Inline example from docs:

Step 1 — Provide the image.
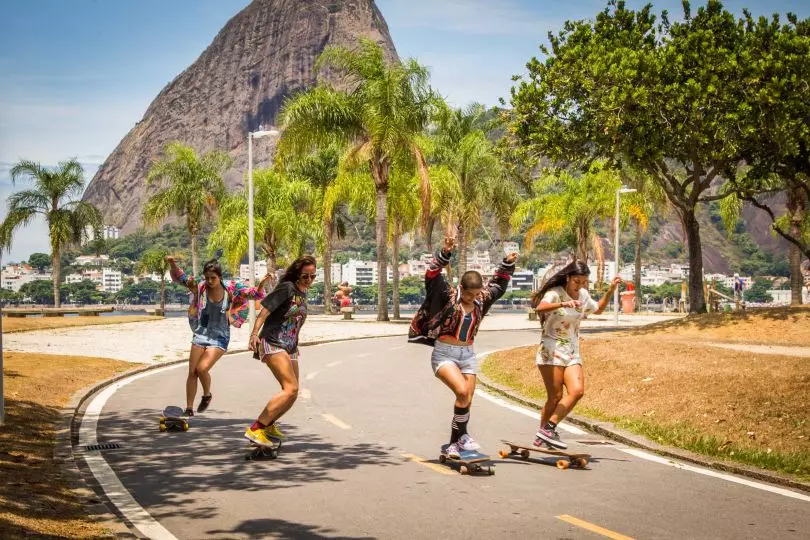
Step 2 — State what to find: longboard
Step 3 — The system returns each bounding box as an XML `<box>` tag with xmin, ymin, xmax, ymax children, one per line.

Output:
<box><xmin>439</xmin><ymin>446</ymin><xmax>495</xmax><ymax>475</ymax></box>
<box><xmin>499</xmin><ymin>439</ymin><xmax>590</xmax><ymax>469</ymax></box>
<box><xmin>244</xmin><ymin>437</ymin><xmax>283</xmax><ymax>461</ymax></box>
<box><xmin>159</xmin><ymin>406</ymin><xmax>189</xmax><ymax>432</ymax></box>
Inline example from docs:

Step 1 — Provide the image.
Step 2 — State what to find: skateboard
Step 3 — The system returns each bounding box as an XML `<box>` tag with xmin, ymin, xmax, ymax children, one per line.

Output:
<box><xmin>159</xmin><ymin>406</ymin><xmax>189</xmax><ymax>432</ymax></box>
<box><xmin>439</xmin><ymin>446</ymin><xmax>495</xmax><ymax>475</ymax></box>
<box><xmin>244</xmin><ymin>437</ymin><xmax>283</xmax><ymax>461</ymax></box>
<box><xmin>499</xmin><ymin>439</ymin><xmax>590</xmax><ymax>469</ymax></box>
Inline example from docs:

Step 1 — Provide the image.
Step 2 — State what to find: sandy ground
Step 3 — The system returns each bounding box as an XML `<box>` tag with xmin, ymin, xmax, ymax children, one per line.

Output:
<box><xmin>3</xmin><ymin>312</ymin><xmax>672</xmax><ymax>364</ymax></box>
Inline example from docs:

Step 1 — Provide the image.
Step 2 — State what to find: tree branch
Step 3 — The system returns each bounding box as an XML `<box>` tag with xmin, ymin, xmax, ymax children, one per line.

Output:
<box><xmin>744</xmin><ymin>195</ymin><xmax>810</xmax><ymax>259</ymax></box>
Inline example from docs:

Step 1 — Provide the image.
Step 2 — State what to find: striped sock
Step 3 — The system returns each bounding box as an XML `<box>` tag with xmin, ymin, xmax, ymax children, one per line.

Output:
<box><xmin>450</xmin><ymin>406</ymin><xmax>470</xmax><ymax>443</ymax></box>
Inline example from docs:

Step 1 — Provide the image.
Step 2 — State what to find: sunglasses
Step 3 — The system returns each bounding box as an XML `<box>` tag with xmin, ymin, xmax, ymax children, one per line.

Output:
<box><xmin>300</xmin><ymin>273</ymin><xmax>317</xmax><ymax>280</ymax></box>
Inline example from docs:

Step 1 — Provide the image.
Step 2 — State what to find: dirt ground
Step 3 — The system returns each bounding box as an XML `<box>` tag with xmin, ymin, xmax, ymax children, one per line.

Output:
<box><xmin>483</xmin><ymin>328</ymin><xmax>810</xmax><ymax>480</ymax></box>
<box><xmin>2</xmin><ymin>315</ymin><xmax>161</xmax><ymax>334</ymax></box>
<box><xmin>0</xmin><ymin>352</ymin><xmax>143</xmax><ymax>539</ymax></box>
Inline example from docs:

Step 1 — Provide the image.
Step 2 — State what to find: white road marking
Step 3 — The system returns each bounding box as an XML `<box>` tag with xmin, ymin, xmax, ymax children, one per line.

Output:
<box><xmin>326</xmin><ymin>361</ymin><xmax>343</xmax><ymax>368</ymax></box>
<box><xmin>299</xmin><ymin>388</ymin><xmax>312</xmax><ymax>400</ymax></box>
<box><xmin>321</xmin><ymin>413</ymin><xmax>352</xmax><ymax>430</ymax></box>
<box><xmin>618</xmin><ymin>448</ymin><xmax>810</xmax><ymax>502</ymax></box>
<box><xmin>357</xmin><ymin>353</ymin><xmax>372</xmax><ymax>358</ymax></box>
<box><xmin>475</xmin><ymin>388</ymin><xmax>586</xmax><ymax>435</ymax></box>
<box><xmin>79</xmin><ymin>363</ymin><xmax>184</xmax><ymax>540</ymax></box>
<box><xmin>389</xmin><ymin>345</ymin><xmax>405</xmax><ymax>350</ymax></box>
<box><xmin>305</xmin><ymin>371</ymin><xmax>319</xmax><ymax>381</ymax></box>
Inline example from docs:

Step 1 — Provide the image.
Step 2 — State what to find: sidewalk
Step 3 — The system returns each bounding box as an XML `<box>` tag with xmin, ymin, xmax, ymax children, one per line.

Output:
<box><xmin>3</xmin><ymin>312</ymin><xmax>677</xmax><ymax>364</ymax></box>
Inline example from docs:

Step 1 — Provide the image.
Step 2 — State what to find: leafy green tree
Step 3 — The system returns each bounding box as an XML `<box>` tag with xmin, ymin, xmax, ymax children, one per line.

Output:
<box><xmin>745</xmin><ymin>278</ymin><xmax>775</xmax><ymax>303</ymax></box>
<box><xmin>27</xmin><ymin>252</ymin><xmax>51</xmax><ymax>272</ymax></box>
<box><xmin>116</xmin><ymin>279</ymin><xmax>160</xmax><ymax>305</ymax></box>
<box><xmin>278</xmin><ymin>38</ymin><xmax>435</xmax><ymax>321</ymax></box>
<box><xmin>0</xmin><ymin>159</ymin><xmax>102</xmax><ymax>307</ymax></box>
<box><xmin>143</xmin><ymin>142</ymin><xmax>232</xmax><ymax>277</ymax></box>
<box><xmin>136</xmin><ymin>247</ymin><xmax>170</xmax><ymax>312</ymax></box>
<box><xmin>509</xmin><ymin>1</ymin><xmax>752</xmax><ymax>313</ymax></box>
<box><xmin>0</xmin><ymin>288</ymin><xmax>20</xmax><ymax>305</ymax></box>
<box><xmin>20</xmin><ymin>279</ymin><xmax>55</xmax><ymax>305</ymax></box>
<box><xmin>62</xmin><ymin>279</ymin><xmax>108</xmax><ymax>305</ymax></box>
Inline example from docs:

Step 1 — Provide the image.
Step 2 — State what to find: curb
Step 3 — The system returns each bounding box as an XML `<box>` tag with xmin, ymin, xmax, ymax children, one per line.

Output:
<box><xmin>477</xmin><ymin>353</ymin><xmax>810</xmax><ymax>494</ymax></box>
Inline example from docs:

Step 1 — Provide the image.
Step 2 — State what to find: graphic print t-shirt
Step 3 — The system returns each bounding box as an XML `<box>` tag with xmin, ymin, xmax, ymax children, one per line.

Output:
<box><xmin>258</xmin><ymin>281</ymin><xmax>308</xmax><ymax>354</ymax></box>
<box><xmin>540</xmin><ymin>286</ymin><xmax>598</xmax><ymax>349</ymax></box>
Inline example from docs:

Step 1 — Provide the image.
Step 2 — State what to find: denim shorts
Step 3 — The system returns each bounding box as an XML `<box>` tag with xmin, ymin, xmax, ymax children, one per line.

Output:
<box><xmin>191</xmin><ymin>332</ymin><xmax>229</xmax><ymax>351</ymax></box>
<box><xmin>430</xmin><ymin>341</ymin><xmax>477</xmax><ymax>376</ymax></box>
<box><xmin>258</xmin><ymin>339</ymin><xmax>300</xmax><ymax>361</ymax></box>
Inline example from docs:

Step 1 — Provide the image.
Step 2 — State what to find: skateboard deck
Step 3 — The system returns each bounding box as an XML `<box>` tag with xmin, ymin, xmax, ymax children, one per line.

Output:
<box><xmin>244</xmin><ymin>437</ymin><xmax>283</xmax><ymax>461</ymax></box>
<box><xmin>439</xmin><ymin>446</ymin><xmax>495</xmax><ymax>475</ymax></box>
<box><xmin>499</xmin><ymin>439</ymin><xmax>590</xmax><ymax>469</ymax></box>
<box><xmin>159</xmin><ymin>406</ymin><xmax>189</xmax><ymax>432</ymax></box>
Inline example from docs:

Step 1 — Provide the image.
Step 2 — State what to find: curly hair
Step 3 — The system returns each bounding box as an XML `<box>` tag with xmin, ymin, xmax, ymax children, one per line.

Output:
<box><xmin>280</xmin><ymin>255</ymin><xmax>317</xmax><ymax>284</ymax></box>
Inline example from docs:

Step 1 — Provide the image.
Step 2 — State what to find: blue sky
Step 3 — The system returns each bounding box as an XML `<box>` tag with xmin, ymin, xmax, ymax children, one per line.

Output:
<box><xmin>2</xmin><ymin>0</ymin><xmax>808</xmax><ymax>262</ymax></box>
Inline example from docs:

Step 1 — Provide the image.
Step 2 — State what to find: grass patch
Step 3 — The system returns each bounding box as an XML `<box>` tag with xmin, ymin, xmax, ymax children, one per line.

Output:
<box><xmin>2</xmin><ymin>315</ymin><xmax>161</xmax><ymax>334</ymax></box>
<box><xmin>482</xmin><ymin>338</ymin><xmax>810</xmax><ymax>481</ymax></box>
<box><xmin>0</xmin><ymin>352</ymin><xmax>144</xmax><ymax>538</ymax></box>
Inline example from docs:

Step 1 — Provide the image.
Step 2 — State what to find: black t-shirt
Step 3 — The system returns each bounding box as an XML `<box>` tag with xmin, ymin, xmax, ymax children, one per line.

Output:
<box><xmin>258</xmin><ymin>281</ymin><xmax>308</xmax><ymax>354</ymax></box>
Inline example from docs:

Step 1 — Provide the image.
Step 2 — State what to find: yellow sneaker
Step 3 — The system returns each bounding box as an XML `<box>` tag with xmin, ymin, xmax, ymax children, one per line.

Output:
<box><xmin>264</xmin><ymin>423</ymin><xmax>285</xmax><ymax>440</ymax></box>
<box><xmin>244</xmin><ymin>426</ymin><xmax>275</xmax><ymax>447</ymax></box>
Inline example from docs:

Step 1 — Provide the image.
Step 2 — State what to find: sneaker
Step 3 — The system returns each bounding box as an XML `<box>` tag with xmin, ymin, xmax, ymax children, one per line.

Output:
<box><xmin>197</xmin><ymin>394</ymin><xmax>212</xmax><ymax>413</ymax></box>
<box><xmin>244</xmin><ymin>426</ymin><xmax>276</xmax><ymax>447</ymax></box>
<box><xmin>441</xmin><ymin>442</ymin><xmax>461</xmax><ymax>459</ymax></box>
<box><xmin>457</xmin><ymin>434</ymin><xmax>481</xmax><ymax>452</ymax></box>
<box><xmin>264</xmin><ymin>423</ymin><xmax>286</xmax><ymax>441</ymax></box>
<box><xmin>534</xmin><ymin>425</ymin><xmax>568</xmax><ymax>449</ymax></box>
<box><xmin>183</xmin><ymin>408</ymin><xmax>195</xmax><ymax>417</ymax></box>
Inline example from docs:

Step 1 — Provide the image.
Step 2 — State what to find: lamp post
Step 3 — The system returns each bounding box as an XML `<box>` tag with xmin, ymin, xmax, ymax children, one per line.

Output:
<box><xmin>614</xmin><ymin>186</ymin><xmax>637</xmax><ymax>326</ymax></box>
<box><xmin>248</xmin><ymin>127</ymin><xmax>280</xmax><ymax>328</ymax></box>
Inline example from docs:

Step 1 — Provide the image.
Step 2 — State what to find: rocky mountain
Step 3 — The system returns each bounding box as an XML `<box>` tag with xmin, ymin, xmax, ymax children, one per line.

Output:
<box><xmin>83</xmin><ymin>0</ymin><xmax>397</xmax><ymax>233</ymax></box>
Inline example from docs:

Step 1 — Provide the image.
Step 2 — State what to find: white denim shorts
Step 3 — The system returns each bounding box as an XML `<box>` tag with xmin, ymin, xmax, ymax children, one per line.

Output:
<box><xmin>536</xmin><ymin>338</ymin><xmax>582</xmax><ymax>367</ymax></box>
<box><xmin>431</xmin><ymin>341</ymin><xmax>478</xmax><ymax>376</ymax></box>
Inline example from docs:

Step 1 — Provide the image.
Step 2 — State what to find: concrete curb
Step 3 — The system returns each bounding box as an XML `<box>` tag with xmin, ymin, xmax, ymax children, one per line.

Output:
<box><xmin>477</xmin><ymin>353</ymin><xmax>810</xmax><ymax>494</ymax></box>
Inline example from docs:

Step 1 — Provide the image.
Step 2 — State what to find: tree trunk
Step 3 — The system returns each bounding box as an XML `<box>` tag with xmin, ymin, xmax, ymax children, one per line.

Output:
<box><xmin>788</xmin><ymin>188</ymin><xmax>805</xmax><ymax>305</ymax></box>
<box><xmin>371</xmin><ymin>159</ymin><xmax>390</xmax><ymax>322</ymax></box>
<box><xmin>576</xmin><ymin>222</ymin><xmax>589</xmax><ymax>263</ymax></box>
<box><xmin>323</xmin><ymin>218</ymin><xmax>334</xmax><ymax>314</ymax></box>
<box><xmin>425</xmin><ymin>216</ymin><xmax>436</xmax><ymax>251</ymax></box>
<box><xmin>392</xmin><ymin>227</ymin><xmax>401</xmax><ymax>319</ymax></box>
<box><xmin>457</xmin><ymin>222</ymin><xmax>468</xmax><ymax>276</ymax></box>
<box><xmin>634</xmin><ymin>219</ymin><xmax>643</xmax><ymax>308</ymax></box>
<box><xmin>52</xmin><ymin>246</ymin><xmax>61</xmax><ymax>308</ymax></box>
<box><xmin>190</xmin><ymin>226</ymin><xmax>199</xmax><ymax>277</ymax></box>
<box><xmin>159</xmin><ymin>275</ymin><xmax>166</xmax><ymax>312</ymax></box>
<box><xmin>681</xmin><ymin>208</ymin><xmax>706</xmax><ymax>313</ymax></box>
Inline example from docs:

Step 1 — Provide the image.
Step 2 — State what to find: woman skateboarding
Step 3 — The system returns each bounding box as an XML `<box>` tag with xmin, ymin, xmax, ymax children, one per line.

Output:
<box><xmin>168</xmin><ymin>256</ymin><xmax>271</xmax><ymax>417</ymax></box>
<box><xmin>531</xmin><ymin>261</ymin><xmax>621</xmax><ymax>449</ymax></box>
<box><xmin>244</xmin><ymin>255</ymin><xmax>316</xmax><ymax>446</ymax></box>
<box><xmin>409</xmin><ymin>237</ymin><xmax>517</xmax><ymax>458</ymax></box>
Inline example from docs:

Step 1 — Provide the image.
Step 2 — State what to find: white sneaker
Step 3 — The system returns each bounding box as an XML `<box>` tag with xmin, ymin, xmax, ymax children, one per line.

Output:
<box><xmin>442</xmin><ymin>442</ymin><xmax>461</xmax><ymax>459</ymax></box>
<box><xmin>458</xmin><ymin>434</ymin><xmax>481</xmax><ymax>452</ymax></box>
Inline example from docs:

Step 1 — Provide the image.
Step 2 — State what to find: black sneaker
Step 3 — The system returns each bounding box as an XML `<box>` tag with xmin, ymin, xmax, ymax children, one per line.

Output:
<box><xmin>197</xmin><ymin>394</ymin><xmax>213</xmax><ymax>413</ymax></box>
<box><xmin>183</xmin><ymin>408</ymin><xmax>195</xmax><ymax>417</ymax></box>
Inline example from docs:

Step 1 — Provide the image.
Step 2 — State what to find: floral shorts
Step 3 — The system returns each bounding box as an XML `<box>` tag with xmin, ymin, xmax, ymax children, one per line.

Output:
<box><xmin>536</xmin><ymin>339</ymin><xmax>582</xmax><ymax>367</ymax></box>
<box><xmin>258</xmin><ymin>339</ymin><xmax>300</xmax><ymax>361</ymax></box>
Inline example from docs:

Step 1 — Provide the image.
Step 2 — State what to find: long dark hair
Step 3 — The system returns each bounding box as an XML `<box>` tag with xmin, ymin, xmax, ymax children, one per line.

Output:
<box><xmin>530</xmin><ymin>260</ymin><xmax>590</xmax><ymax>307</ymax></box>
<box><xmin>280</xmin><ymin>255</ymin><xmax>317</xmax><ymax>284</ymax></box>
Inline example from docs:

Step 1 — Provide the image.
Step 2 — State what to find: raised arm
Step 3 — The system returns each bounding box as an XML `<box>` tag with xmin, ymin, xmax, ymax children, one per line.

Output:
<box><xmin>166</xmin><ymin>256</ymin><xmax>196</xmax><ymax>293</ymax></box>
<box><xmin>480</xmin><ymin>251</ymin><xmax>517</xmax><ymax>313</ymax></box>
<box><xmin>425</xmin><ymin>236</ymin><xmax>455</xmax><ymax>304</ymax></box>
<box><xmin>593</xmin><ymin>276</ymin><xmax>622</xmax><ymax>314</ymax></box>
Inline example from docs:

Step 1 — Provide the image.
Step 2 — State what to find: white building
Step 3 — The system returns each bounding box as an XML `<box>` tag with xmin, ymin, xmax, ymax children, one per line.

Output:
<box><xmin>510</xmin><ymin>271</ymin><xmax>535</xmax><ymax>292</ymax></box>
<box><xmin>74</xmin><ymin>254</ymin><xmax>110</xmax><ymax>266</ymax></box>
<box><xmin>102</xmin><ymin>268</ymin><xmax>123</xmax><ymax>293</ymax></box>
<box><xmin>1</xmin><ymin>264</ymin><xmax>51</xmax><ymax>292</ymax></box>
<box><xmin>240</xmin><ymin>261</ymin><xmax>268</xmax><ymax>282</ymax></box>
<box><xmin>466</xmin><ymin>250</ymin><xmax>492</xmax><ymax>272</ymax></box>
<box><xmin>314</xmin><ymin>263</ymin><xmax>344</xmax><ymax>284</ymax></box>
<box><xmin>503</xmin><ymin>242</ymin><xmax>520</xmax><ymax>255</ymax></box>
<box><xmin>342</xmin><ymin>259</ymin><xmax>376</xmax><ymax>286</ymax></box>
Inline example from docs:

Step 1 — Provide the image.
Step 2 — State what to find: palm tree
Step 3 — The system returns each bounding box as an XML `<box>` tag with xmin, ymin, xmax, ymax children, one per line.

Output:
<box><xmin>427</xmin><ymin>103</ymin><xmax>518</xmax><ymax>275</ymax></box>
<box><xmin>0</xmin><ymin>159</ymin><xmax>102</xmax><ymax>307</ymax></box>
<box><xmin>143</xmin><ymin>142</ymin><xmax>232</xmax><ymax>276</ymax></box>
<box><xmin>209</xmin><ymin>168</ymin><xmax>317</xmax><ymax>280</ymax></box>
<box><xmin>387</xmin><ymin>166</ymin><xmax>422</xmax><ymax>319</ymax></box>
<box><xmin>277</xmin><ymin>38</ymin><xmax>434</xmax><ymax>321</ymax></box>
<box><xmin>136</xmin><ymin>247</ymin><xmax>169</xmax><ymax>313</ymax></box>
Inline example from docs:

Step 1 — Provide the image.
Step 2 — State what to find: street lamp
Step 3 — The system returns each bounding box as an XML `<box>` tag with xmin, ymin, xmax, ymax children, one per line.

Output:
<box><xmin>248</xmin><ymin>127</ymin><xmax>281</xmax><ymax>328</ymax></box>
<box><xmin>614</xmin><ymin>186</ymin><xmax>637</xmax><ymax>326</ymax></box>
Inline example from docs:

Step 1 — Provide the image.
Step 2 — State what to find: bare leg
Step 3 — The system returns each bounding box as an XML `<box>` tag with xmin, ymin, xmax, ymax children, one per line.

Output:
<box><xmin>186</xmin><ymin>346</ymin><xmax>206</xmax><ymax>410</ymax></box>
<box><xmin>436</xmin><ymin>364</ymin><xmax>475</xmax><ymax>408</ymax></box>
<box><xmin>548</xmin><ymin>364</ymin><xmax>585</xmax><ymax>424</ymax></box>
<box><xmin>196</xmin><ymin>347</ymin><xmax>226</xmax><ymax>397</ymax></box>
<box><xmin>257</xmin><ymin>352</ymin><xmax>299</xmax><ymax>425</ymax></box>
<box><xmin>538</xmin><ymin>365</ymin><xmax>565</xmax><ymax>427</ymax></box>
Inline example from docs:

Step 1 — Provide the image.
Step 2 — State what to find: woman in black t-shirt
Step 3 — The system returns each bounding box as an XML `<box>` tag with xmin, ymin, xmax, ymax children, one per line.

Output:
<box><xmin>244</xmin><ymin>256</ymin><xmax>316</xmax><ymax>447</ymax></box>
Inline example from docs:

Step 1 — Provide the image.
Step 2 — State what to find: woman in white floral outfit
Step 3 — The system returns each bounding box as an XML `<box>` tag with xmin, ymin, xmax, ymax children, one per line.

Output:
<box><xmin>531</xmin><ymin>261</ymin><xmax>621</xmax><ymax>449</ymax></box>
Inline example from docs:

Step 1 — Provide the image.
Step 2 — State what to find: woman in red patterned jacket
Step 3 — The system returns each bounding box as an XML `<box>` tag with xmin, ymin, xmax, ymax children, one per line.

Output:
<box><xmin>409</xmin><ymin>236</ymin><xmax>517</xmax><ymax>458</ymax></box>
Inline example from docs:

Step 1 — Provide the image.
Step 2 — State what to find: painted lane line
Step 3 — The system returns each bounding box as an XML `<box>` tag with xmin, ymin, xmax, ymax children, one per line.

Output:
<box><xmin>299</xmin><ymin>388</ymin><xmax>312</xmax><ymax>400</ymax></box>
<box><xmin>357</xmin><ymin>353</ymin><xmax>372</xmax><ymax>358</ymax></box>
<box><xmin>474</xmin><ymin>387</ymin><xmax>586</xmax><ymax>435</ymax></box>
<box><xmin>557</xmin><ymin>514</ymin><xmax>634</xmax><ymax>540</ymax></box>
<box><xmin>305</xmin><ymin>371</ymin><xmax>319</xmax><ymax>381</ymax></box>
<box><xmin>79</xmin><ymin>363</ymin><xmax>185</xmax><ymax>540</ymax></box>
<box><xmin>326</xmin><ymin>361</ymin><xmax>343</xmax><ymax>368</ymax></box>
<box><xmin>321</xmin><ymin>413</ymin><xmax>352</xmax><ymax>430</ymax></box>
<box><xmin>389</xmin><ymin>345</ymin><xmax>405</xmax><ymax>350</ymax></box>
<box><xmin>402</xmin><ymin>453</ymin><xmax>456</xmax><ymax>476</ymax></box>
<box><xmin>618</xmin><ymin>448</ymin><xmax>810</xmax><ymax>503</ymax></box>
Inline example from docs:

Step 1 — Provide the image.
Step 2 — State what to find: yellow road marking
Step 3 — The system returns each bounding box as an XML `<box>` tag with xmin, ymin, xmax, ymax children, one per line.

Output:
<box><xmin>320</xmin><ymin>413</ymin><xmax>351</xmax><ymax>430</ymax></box>
<box><xmin>401</xmin><ymin>453</ymin><xmax>456</xmax><ymax>476</ymax></box>
<box><xmin>557</xmin><ymin>515</ymin><xmax>634</xmax><ymax>540</ymax></box>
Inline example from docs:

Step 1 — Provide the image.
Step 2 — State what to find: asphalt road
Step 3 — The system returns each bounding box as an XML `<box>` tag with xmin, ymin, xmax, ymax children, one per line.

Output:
<box><xmin>85</xmin><ymin>330</ymin><xmax>809</xmax><ymax>539</ymax></box>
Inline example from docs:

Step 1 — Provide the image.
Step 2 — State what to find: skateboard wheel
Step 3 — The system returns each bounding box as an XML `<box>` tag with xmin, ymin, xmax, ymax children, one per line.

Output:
<box><xmin>459</xmin><ymin>465</ymin><xmax>468</xmax><ymax>475</ymax></box>
<box><xmin>498</xmin><ymin>450</ymin><xmax>509</xmax><ymax>459</ymax></box>
<box><xmin>159</xmin><ymin>424</ymin><xmax>168</xmax><ymax>432</ymax></box>
<box><xmin>575</xmin><ymin>458</ymin><xmax>588</xmax><ymax>468</ymax></box>
<box><xmin>520</xmin><ymin>450</ymin><xmax>530</xmax><ymax>460</ymax></box>
<box><xmin>488</xmin><ymin>467</ymin><xmax>495</xmax><ymax>476</ymax></box>
<box><xmin>439</xmin><ymin>455</ymin><xmax>447</xmax><ymax>463</ymax></box>
<box><xmin>182</xmin><ymin>423</ymin><xmax>189</xmax><ymax>431</ymax></box>
<box><xmin>557</xmin><ymin>460</ymin><xmax>569</xmax><ymax>469</ymax></box>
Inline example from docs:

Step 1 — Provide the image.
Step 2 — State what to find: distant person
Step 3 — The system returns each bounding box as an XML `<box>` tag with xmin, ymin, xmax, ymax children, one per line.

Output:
<box><xmin>733</xmin><ymin>273</ymin><xmax>744</xmax><ymax>302</ymax></box>
<box><xmin>409</xmin><ymin>236</ymin><xmax>516</xmax><ymax>458</ymax></box>
<box><xmin>334</xmin><ymin>281</ymin><xmax>353</xmax><ymax>308</ymax></box>
<box><xmin>531</xmin><ymin>262</ymin><xmax>621</xmax><ymax>449</ymax></box>
<box><xmin>244</xmin><ymin>256</ymin><xmax>316</xmax><ymax>447</ymax></box>
<box><xmin>167</xmin><ymin>256</ymin><xmax>271</xmax><ymax>417</ymax></box>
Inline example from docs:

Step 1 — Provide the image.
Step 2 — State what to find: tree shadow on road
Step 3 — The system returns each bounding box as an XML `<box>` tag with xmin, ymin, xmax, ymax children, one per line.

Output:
<box><xmin>206</xmin><ymin>517</ymin><xmax>375</xmax><ymax>539</ymax></box>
